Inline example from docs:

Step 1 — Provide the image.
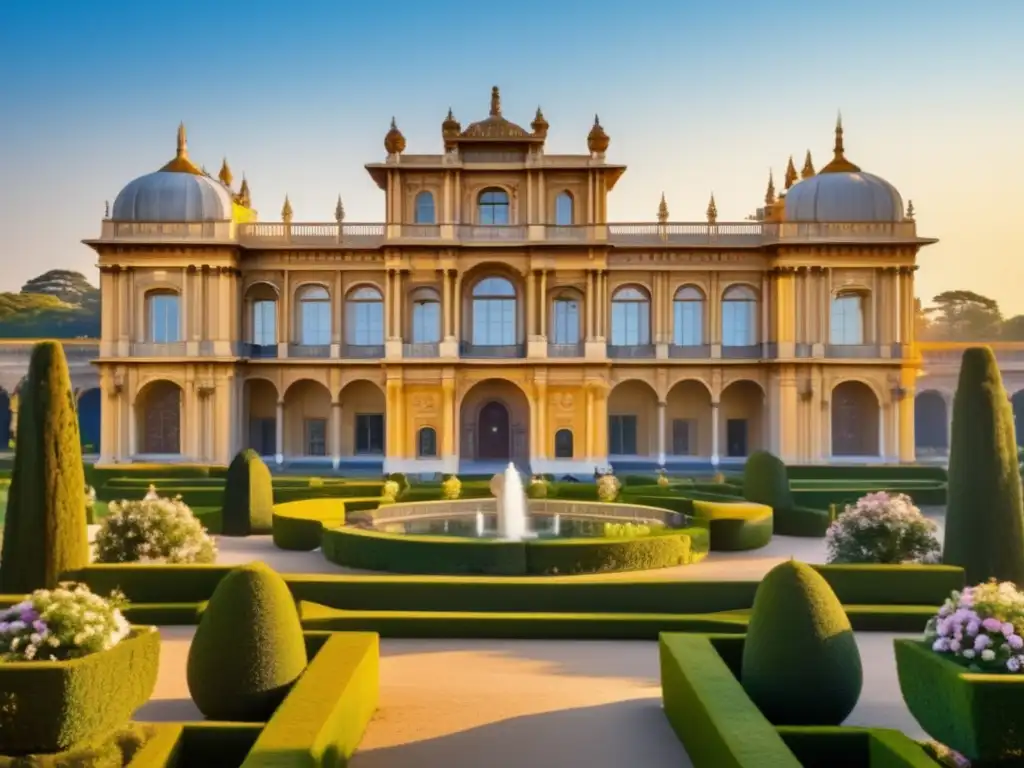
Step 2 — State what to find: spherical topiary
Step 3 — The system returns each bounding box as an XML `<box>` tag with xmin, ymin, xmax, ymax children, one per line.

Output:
<box><xmin>186</xmin><ymin>562</ymin><xmax>307</xmax><ymax>721</ymax></box>
<box><xmin>221</xmin><ymin>449</ymin><xmax>275</xmax><ymax>536</ymax></box>
<box><xmin>944</xmin><ymin>346</ymin><xmax>1024</xmax><ymax>583</ymax></box>
<box><xmin>742</xmin><ymin>450</ymin><xmax>794</xmax><ymax>511</ymax></box>
<box><xmin>741</xmin><ymin>560</ymin><xmax>862</xmax><ymax>725</ymax></box>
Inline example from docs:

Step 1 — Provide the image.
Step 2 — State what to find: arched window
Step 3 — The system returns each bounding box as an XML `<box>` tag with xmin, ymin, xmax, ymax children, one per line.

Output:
<box><xmin>555</xmin><ymin>429</ymin><xmax>574</xmax><ymax>458</ymax></box>
<box><xmin>472</xmin><ymin>276</ymin><xmax>516</xmax><ymax>345</ymax></box>
<box><xmin>552</xmin><ymin>294</ymin><xmax>581</xmax><ymax>344</ymax></box>
<box><xmin>414</xmin><ymin>191</ymin><xmax>436</xmax><ymax>225</ymax></box>
<box><xmin>478</xmin><ymin>188</ymin><xmax>510</xmax><ymax>225</ymax></box>
<box><xmin>147</xmin><ymin>291</ymin><xmax>180</xmax><ymax>343</ymax></box>
<box><xmin>411</xmin><ymin>287</ymin><xmax>441</xmax><ymax>343</ymax></box>
<box><xmin>346</xmin><ymin>286</ymin><xmax>384</xmax><ymax>345</ymax></box>
<box><xmin>611</xmin><ymin>286</ymin><xmax>651</xmax><ymax>346</ymax></box>
<box><xmin>252</xmin><ymin>299</ymin><xmax>277</xmax><ymax>346</ymax></box>
<box><xmin>297</xmin><ymin>285</ymin><xmax>331</xmax><ymax>346</ymax></box>
<box><xmin>555</xmin><ymin>192</ymin><xmax>574</xmax><ymax>226</ymax></box>
<box><xmin>721</xmin><ymin>285</ymin><xmax>758</xmax><ymax>347</ymax></box>
<box><xmin>831</xmin><ymin>291</ymin><xmax>865</xmax><ymax>345</ymax></box>
<box><xmin>417</xmin><ymin>426</ymin><xmax>438</xmax><ymax>458</ymax></box>
<box><xmin>673</xmin><ymin>285</ymin><xmax>705</xmax><ymax>346</ymax></box>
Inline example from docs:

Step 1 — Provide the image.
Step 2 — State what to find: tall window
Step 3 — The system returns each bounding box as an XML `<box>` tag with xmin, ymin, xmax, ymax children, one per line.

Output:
<box><xmin>472</xmin><ymin>276</ymin><xmax>516</xmax><ymax>345</ymax></box>
<box><xmin>304</xmin><ymin>419</ymin><xmax>327</xmax><ymax>456</ymax></box>
<box><xmin>297</xmin><ymin>285</ymin><xmax>331</xmax><ymax>346</ymax></box>
<box><xmin>552</xmin><ymin>295</ymin><xmax>580</xmax><ymax>344</ymax></box>
<box><xmin>147</xmin><ymin>292</ymin><xmax>180</xmax><ymax>343</ymax></box>
<box><xmin>555</xmin><ymin>429</ymin><xmax>574</xmax><ymax>458</ymax></box>
<box><xmin>609</xmin><ymin>415</ymin><xmax>638</xmax><ymax>455</ymax></box>
<box><xmin>721</xmin><ymin>285</ymin><xmax>758</xmax><ymax>346</ymax></box>
<box><xmin>252</xmin><ymin>299</ymin><xmax>277</xmax><ymax>346</ymax></box>
<box><xmin>610</xmin><ymin>286</ymin><xmax>651</xmax><ymax>346</ymax></box>
<box><xmin>346</xmin><ymin>286</ymin><xmax>384</xmax><ymax>345</ymax></box>
<box><xmin>417</xmin><ymin>427</ymin><xmax>438</xmax><ymax>458</ymax></box>
<box><xmin>831</xmin><ymin>291</ymin><xmax>865</xmax><ymax>345</ymax></box>
<box><xmin>355</xmin><ymin>414</ymin><xmax>385</xmax><ymax>455</ymax></box>
<box><xmin>411</xmin><ymin>288</ymin><xmax>441</xmax><ymax>343</ymax></box>
<box><xmin>478</xmin><ymin>188</ymin><xmax>510</xmax><ymax>225</ymax></box>
<box><xmin>555</xmin><ymin>192</ymin><xmax>574</xmax><ymax>226</ymax></box>
<box><xmin>673</xmin><ymin>285</ymin><xmax>704</xmax><ymax>346</ymax></box>
<box><xmin>414</xmin><ymin>191</ymin><xmax>436</xmax><ymax>224</ymax></box>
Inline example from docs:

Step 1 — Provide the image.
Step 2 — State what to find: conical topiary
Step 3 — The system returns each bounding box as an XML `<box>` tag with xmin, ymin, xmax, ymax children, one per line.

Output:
<box><xmin>943</xmin><ymin>346</ymin><xmax>1024</xmax><ymax>583</ymax></box>
<box><xmin>221</xmin><ymin>449</ymin><xmax>274</xmax><ymax>536</ymax></box>
<box><xmin>186</xmin><ymin>562</ymin><xmax>307</xmax><ymax>721</ymax></box>
<box><xmin>0</xmin><ymin>342</ymin><xmax>88</xmax><ymax>593</ymax></box>
<box><xmin>742</xmin><ymin>450</ymin><xmax>794</xmax><ymax>511</ymax></box>
<box><xmin>741</xmin><ymin>560</ymin><xmax>862</xmax><ymax>725</ymax></box>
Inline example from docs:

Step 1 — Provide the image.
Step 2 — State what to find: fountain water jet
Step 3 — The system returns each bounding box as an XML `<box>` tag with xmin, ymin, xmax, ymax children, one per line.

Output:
<box><xmin>496</xmin><ymin>463</ymin><xmax>530</xmax><ymax>541</ymax></box>
<box><xmin>476</xmin><ymin>510</ymin><xmax>486</xmax><ymax>537</ymax></box>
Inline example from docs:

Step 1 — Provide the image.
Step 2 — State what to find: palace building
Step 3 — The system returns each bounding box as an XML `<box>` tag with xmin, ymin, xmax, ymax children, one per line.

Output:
<box><xmin>85</xmin><ymin>87</ymin><xmax>932</xmax><ymax>475</ymax></box>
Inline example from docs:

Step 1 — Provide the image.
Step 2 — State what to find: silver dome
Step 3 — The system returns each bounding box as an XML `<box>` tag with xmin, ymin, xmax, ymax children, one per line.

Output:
<box><xmin>111</xmin><ymin>170</ymin><xmax>233</xmax><ymax>222</ymax></box>
<box><xmin>784</xmin><ymin>170</ymin><xmax>904</xmax><ymax>223</ymax></box>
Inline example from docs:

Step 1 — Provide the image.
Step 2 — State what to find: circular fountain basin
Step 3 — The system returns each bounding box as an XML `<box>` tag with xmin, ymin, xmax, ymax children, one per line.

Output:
<box><xmin>320</xmin><ymin>499</ymin><xmax>708</xmax><ymax>576</ymax></box>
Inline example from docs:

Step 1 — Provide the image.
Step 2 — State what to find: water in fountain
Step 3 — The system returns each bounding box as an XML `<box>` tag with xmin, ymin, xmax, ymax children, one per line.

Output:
<box><xmin>553</xmin><ymin>514</ymin><xmax>561</xmax><ymax>537</ymax></box>
<box><xmin>496</xmin><ymin>463</ymin><xmax>530</xmax><ymax>541</ymax></box>
<box><xmin>476</xmin><ymin>510</ymin><xmax>486</xmax><ymax>537</ymax></box>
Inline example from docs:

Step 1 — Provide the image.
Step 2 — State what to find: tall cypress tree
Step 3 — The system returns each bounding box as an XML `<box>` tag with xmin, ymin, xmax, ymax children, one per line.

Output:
<box><xmin>943</xmin><ymin>346</ymin><xmax>1024</xmax><ymax>583</ymax></box>
<box><xmin>0</xmin><ymin>341</ymin><xmax>88</xmax><ymax>592</ymax></box>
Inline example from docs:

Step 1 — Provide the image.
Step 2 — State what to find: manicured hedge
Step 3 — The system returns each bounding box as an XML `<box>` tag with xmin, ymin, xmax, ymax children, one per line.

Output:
<box><xmin>88</xmin><ymin>463</ymin><xmax>228</xmax><ymax>486</ymax></box>
<box><xmin>127</xmin><ymin>723</ymin><xmax>264</xmax><ymax>767</ymax></box>
<box><xmin>777</xmin><ymin>727</ymin><xmax>945</xmax><ymax>767</ymax></box>
<box><xmin>272</xmin><ymin>499</ymin><xmax>348</xmax><ymax>551</ymax></box>
<box><xmin>791</xmin><ymin>483</ymin><xmax>946</xmax><ymax>510</ymax></box>
<box><xmin>0</xmin><ymin>627</ymin><xmax>160</xmax><ymax>755</ymax></box>
<box><xmin>320</xmin><ymin>525</ymin><xmax>705</xmax><ymax>576</ymax></box>
<box><xmin>692</xmin><ymin>500</ymin><xmax>773</xmax><ymax>551</ymax></box>
<box><xmin>785</xmin><ymin>464</ymin><xmax>947</xmax><ymax>482</ymax></box>
<box><xmin>773</xmin><ymin>505</ymin><xmax>832</xmax><ymax>537</ymax></box>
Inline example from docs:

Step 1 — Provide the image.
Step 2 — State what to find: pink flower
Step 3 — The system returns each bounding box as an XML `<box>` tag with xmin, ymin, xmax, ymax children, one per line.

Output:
<box><xmin>983</xmin><ymin>618</ymin><xmax>1003</xmax><ymax>632</ymax></box>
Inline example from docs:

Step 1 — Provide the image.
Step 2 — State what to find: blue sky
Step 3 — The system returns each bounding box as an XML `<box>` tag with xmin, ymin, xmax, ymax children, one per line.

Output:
<box><xmin>2</xmin><ymin>0</ymin><xmax>1022</xmax><ymax>311</ymax></box>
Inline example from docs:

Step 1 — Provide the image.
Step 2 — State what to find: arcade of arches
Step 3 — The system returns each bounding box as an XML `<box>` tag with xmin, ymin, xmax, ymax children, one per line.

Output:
<box><xmin>0</xmin><ymin>386</ymin><xmax>102</xmax><ymax>454</ymax></box>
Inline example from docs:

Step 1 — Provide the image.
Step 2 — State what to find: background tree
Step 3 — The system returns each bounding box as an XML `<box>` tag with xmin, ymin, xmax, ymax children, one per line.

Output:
<box><xmin>921</xmin><ymin>290</ymin><xmax>1002</xmax><ymax>341</ymax></box>
<box><xmin>21</xmin><ymin>270</ymin><xmax>100</xmax><ymax>307</ymax></box>
<box><xmin>1000</xmin><ymin>314</ymin><xmax>1024</xmax><ymax>341</ymax></box>
<box><xmin>0</xmin><ymin>270</ymin><xmax>100</xmax><ymax>338</ymax></box>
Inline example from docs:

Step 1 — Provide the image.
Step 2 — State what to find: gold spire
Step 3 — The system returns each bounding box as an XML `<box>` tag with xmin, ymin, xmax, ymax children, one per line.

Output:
<box><xmin>489</xmin><ymin>86</ymin><xmax>501</xmax><ymax>117</ymax></box>
<box><xmin>765</xmin><ymin>170</ymin><xmax>776</xmax><ymax>205</ymax></box>
<box><xmin>657</xmin><ymin>192</ymin><xmax>669</xmax><ymax>224</ymax></box>
<box><xmin>706</xmin><ymin>193</ymin><xmax>718</xmax><ymax>225</ymax></box>
<box><xmin>384</xmin><ymin>117</ymin><xmax>406</xmax><ymax>155</ymax></box>
<box><xmin>531</xmin><ymin>106</ymin><xmax>549</xmax><ymax>138</ymax></box>
<box><xmin>906</xmin><ymin>200</ymin><xmax>915</xmax><ymax>220</ymax></box>
<box><xmin>801</xmin><ymin>150</ymin><xmax>816</xmax><ymax>179</ymax></box>
<box><xmin>587</xmin><ymin>114</ymin><xmax>610</xmax><ymax>154</ymax></box>
<box><xmin>334</xmin><ymin>195</ymin><xmax>345</xmax><ymax>223</ymax></box>
<box><xmin>281</xmin><ymin>195</ymin><xmax>293</xmax><ymax>224</ymax></box>
<box><xmin>237</xmin><ymin>174</ymin><xmax>251</xmax><ymax>207</ymax></box>
<box><xmin>819</xmin><ymin>112</ymin><xmax>861</xmax><ymax>173</ymax></box>
<box><xmin>784</xmin><ymin>156</ymin><xmax>798</xmax><ymax>189</ymax></box>
<box><xmin>218</xmin><ymin>157</ymin><xmax>233</xmax><ymax>187</ymax></box>
<box><xmin>159</xmin><ymin>122</ymin><xmax>203</xmax><ymax>175</ymax></box>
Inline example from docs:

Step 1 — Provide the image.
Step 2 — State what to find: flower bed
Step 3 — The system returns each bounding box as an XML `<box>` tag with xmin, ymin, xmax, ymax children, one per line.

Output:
<box><xmin>826</xmin><ymin>492</ymin><xmax>940</xmax><ymax>565</ymax></box>
<box><xmin>94</xmin><ymin>496</ymin><xmax>217</xmax><ymax>564</ymax></box>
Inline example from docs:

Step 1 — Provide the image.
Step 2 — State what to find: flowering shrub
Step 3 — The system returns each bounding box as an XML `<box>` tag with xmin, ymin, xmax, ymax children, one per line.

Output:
<box><xmin>85</xmin><ymin>485</ymin><xmax>97</xmax><ymax>524</ymax></box>
<box><xmin>441</xmin><ymin>475</ymin><xmax>462</xmax><ymax>500</ymax></box>
<box><xmin>597</xmin><ymin>474</ymin><xmax>621</xmax><ymax>503</ymax></box>
<box><xmin>925</xmin><ymin>580</ymin><xmax>1024</xmax><ymax>673</ymax></box>
<box><xmin>527</xmin><ymin>477</ymin><xmax>549</xmax><ymax>499</ymax></box>
<box><xmin>381</xmin><ymin>480</ymin><xmax>400</xmax><ymax>501</ymax></box>
<box><xmin>94</xmin><ymin>496</ymin><xmax>217</xmax><ymax>564</ymax></box>
<box><xmin>0</xmin><ymin>583</ymin><xmax>131</xmax><ymax>662</ymax></box>
<box><xmin>825</xmin><ymin>492</ymin><xmax>940</xmax><ymax>564</ymax></box>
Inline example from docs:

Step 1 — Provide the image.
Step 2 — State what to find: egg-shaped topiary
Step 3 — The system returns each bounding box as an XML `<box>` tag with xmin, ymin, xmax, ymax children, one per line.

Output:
<box><xmin>740</xmin><ymin>560</ymin><xmax>862</xmax><ymax>725</ymax></box>
<box><xmin>221</xmin><ymin>449</ymin><xmax>275</xmax><ymax>536</ymax></box>
<box><xmin>186</xmin><ymin>562</ymin><xmax>307</xmax><ymax>721</ymax></box>
<box><xmin>742</xmin><ymin>450</ymin><xmax>793</xmax><ymax>511</ymax></box>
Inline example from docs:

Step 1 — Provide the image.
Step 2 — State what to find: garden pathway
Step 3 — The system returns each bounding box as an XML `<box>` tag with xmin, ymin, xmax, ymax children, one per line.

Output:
<box><xmin>135</xmin><ymin>630</ymin><xmax>925</xmax><ymax>768</ymax></box>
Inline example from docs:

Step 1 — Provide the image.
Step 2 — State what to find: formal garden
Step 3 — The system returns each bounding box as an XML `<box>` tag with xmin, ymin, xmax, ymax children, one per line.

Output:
<box><xmin>1</xmin><ymin>342</ymin><xmax>1023</xmax><ymax>766</ymax></box>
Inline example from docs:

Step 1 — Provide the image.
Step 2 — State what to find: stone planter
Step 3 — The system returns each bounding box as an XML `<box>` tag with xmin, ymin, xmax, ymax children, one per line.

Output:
<box><xmin>0</xmin><ymin>627</ymin><xmax>160</xmax><ymax>755</ymax></box>
<box><xmin>895</xmin><ymin>638</ymin><xmax>1024</xmax><ymax>763</ymax></box>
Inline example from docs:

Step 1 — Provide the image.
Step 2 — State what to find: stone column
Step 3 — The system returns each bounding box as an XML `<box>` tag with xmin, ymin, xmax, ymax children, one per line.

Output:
<box><xmin>536</xmin><ymin>380</ymin><xmax>548</xmax><ymax>460</ymax></box>
<box><xmin>539</xmin><ymin>271</ymin><xmax>548</xmax><ymax>338</ymax></box>
<box><xmin>526</xmin><ymin>270</ymin><xmax>536</xmax><ymax>337</ymax></box>
<box><xmin>657</xmin><ymin>400</ymin><xmax>667</xmax><ymax>467</ymax></box>
<box><xmin>275</xmin><ymin>400</ymin><xmax>284</xmax><ymax>465</ymax></box>
<box><xmin>279</xmin><ymin>270</ymin><xmax>290</xmax><ymax>358</ymax></box>
<box><xmin>330</xmin><ymin>401</ymin><xmax>342</xmax><ymax>469</ymax></box>
<box><xmin>442</xmin><ymin>269</ymin><xmax>453</xmax><ymax>340</ymax></box>
<box><xmin>710</xmin><ymin>401</ymin><xmax>720</xmax><ymax>466</ymax></box>
<box><xmin>441</xmin><ymin>379</ymin><xmax>455</xmax><ymax>463</ymax></box>
<box><xmin>127</xmin><ymin>394</ymin><xmax>137</xmax><ymax>459</ymax></box>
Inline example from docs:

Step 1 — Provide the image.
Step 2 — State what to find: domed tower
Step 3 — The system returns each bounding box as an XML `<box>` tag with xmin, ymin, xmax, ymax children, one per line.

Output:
<box><xmin>110</xmin><ymin>124</ymin><xmax>234</xmax><ymax>222</ymax></box>
<box><xmin>784</xmin><ymin>115</ymin><xmax>904</xmax><ymax>222</ymax></box>
<box><xmin>442</xmin><ymin>108</ymin><xmax>461</xmax><ymax>149</ymax></box>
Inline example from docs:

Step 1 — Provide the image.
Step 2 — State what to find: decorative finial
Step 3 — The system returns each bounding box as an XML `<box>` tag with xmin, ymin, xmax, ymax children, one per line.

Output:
<box><xmin>657</xmin><ymin>192</ymin><xmax>669</xmax><ymax>224</ymax></box>
<box><xmin>238</xmin><ymin>174</ymin><xmax>251</xmax><ymax>207</ymax></box>
<box><xmin>281</xmin><ymin>195</ymin><xmax>293</xmax><ymax>224</ymax></box>
<box><xmin>765</xmin><ymin>170</ymin><xmax>776</xmax><ymax>205</ymax></box>
<box><xmin>218</xmin><ymin>157</ymin><xmax>233</xmax><ymax>188</ymax></box>
<box><xmin>784</xmin><ymin>156</ymin><xmax>798</xmax><ymax>190</ymax></box>
<box><xmin>706</xmin><ymin>193</ymin><xmax>718</xmax><ymax>225</ymax></box>
<box><xmin>819</xmin><ymin>112</ymin><xmax>861</xmax><ymax>173</ymax></box>
<box><xmin>104</xmin><ymin>200</ymin><xmax>110</xmax><ymax>219</ymax></box>
<box><xmin>531</xmin><ymin>106</ymin><xmax>549</xmax><ymax>138</ymax></box>
<box><xmin>176</xmin><ymin>122</ymin><xmax>187</xmax><ymax>158</ymax></box>
<box><xmin>801</xmin><ymin>150</ymin><xmax>816</xmax><ymax>179</ymax></box>
<box><xmin>334</xmin><ymin>195</ymin><xmax>345</xmax><ymax>223</ymax></box>
<box><xmin>906</xmin><ymin>200</ymin><xmax>915</xmax><ymax>220</ymax></box>
<box><xmin>490</xmin><ymin>86</ymin><xmax>501</xmax><ymax>117</ymax></box>
<box><xmin>587</xmin><ymin>114</ymin><xmax>610</xmax><ymax>154</ymax></box>
<box><xmin>384</xmin><ymin>117</ymin><xmax>406</xmax><ymax>155</ymax></box>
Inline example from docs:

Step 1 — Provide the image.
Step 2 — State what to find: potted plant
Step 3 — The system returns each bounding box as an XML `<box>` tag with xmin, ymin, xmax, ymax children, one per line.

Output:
<box><xmin>895</xmin><ymin>580</ymin><xmax>1024</xmax><ymax>763</ymax></box>
<box><xmin>0</xmin><ymin>583</ymin><xmax>160</xmax><ymax>755</ymax></box>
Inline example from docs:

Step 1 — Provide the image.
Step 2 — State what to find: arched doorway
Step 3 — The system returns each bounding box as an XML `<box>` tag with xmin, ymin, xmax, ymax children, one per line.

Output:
<box><xmin>831</xmin><ymin>381</ymin><xmax>880</xmax><ymax>457</ymax></box>
<box><xmin>477</xmin><ymin>401</ymin><xmax>511</xmax><ymax>460</ymax></box>
<box><xmin>914</xmin><ymin>390</ymin><xmax>947</xmax><ymax>454</ymax></box>
<box><xmin>77</xmin><ymin>388</ymin><xmax>101</xmax><ymax>452</ymax></box>
<box><xmin>137</xmin><ymin>380</ymin><xmax>182</xmax><ymax>455</ymax></box>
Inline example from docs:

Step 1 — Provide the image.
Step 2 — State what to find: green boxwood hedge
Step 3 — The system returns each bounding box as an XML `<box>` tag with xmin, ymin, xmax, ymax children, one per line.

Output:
<box><xmin>785</xmin><ymin>464</ymin><xmax>947</xmax><ymax>482</ymax></box>
<box><xmin>691</xmin><ymin>500</ymin><xmax>773</xmax><ymax>552</ymax></box>
<box><xmin>272</xmin><ymin>499</ymin><xmax>348</xmax><ymax>551</ymax></box>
